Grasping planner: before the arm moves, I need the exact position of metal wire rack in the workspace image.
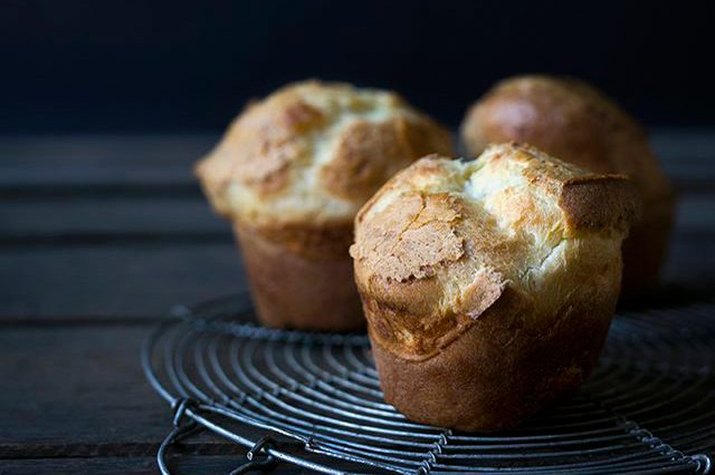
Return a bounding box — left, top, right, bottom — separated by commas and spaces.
142, 293, 715, 474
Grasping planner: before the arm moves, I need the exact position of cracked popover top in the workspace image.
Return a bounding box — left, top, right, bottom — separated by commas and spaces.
195, 81, 453, 231
351, 143, 641, 360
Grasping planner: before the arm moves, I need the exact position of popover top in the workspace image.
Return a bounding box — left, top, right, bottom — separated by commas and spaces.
196, 80, 453, 230
351, 143, 641, 359
460, 75, 672, 208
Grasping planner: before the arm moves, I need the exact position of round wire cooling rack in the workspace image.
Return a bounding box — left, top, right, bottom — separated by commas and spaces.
142, 293, 715, 474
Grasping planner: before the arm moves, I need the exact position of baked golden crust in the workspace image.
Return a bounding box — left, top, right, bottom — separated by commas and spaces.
321, 117, 453, 203
351, 143, 640, 430
235, 223, 364, 331
196, 80, 453, 237
460, 75, 674, 295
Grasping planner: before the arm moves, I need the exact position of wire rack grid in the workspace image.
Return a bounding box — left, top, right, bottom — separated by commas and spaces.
142, 294, 715, 474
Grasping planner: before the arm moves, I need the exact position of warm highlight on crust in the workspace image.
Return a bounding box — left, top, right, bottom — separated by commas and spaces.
195, 80, 453, 234
352, 191, 465, 282
460, 75, 674, 295
351, 143, 640, 430
321, 118, 453, 203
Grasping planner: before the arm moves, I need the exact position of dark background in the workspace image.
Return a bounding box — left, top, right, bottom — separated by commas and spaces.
1, 0, 714, 133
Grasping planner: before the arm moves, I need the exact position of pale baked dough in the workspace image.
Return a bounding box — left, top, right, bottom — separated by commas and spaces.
197, 80, 453, 233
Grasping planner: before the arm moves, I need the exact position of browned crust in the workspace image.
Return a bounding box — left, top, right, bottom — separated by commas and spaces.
196, 96, 325, 199
320, 117, 453, 203
235, 223, 364, 331
491, 143, 643, 235
460, 76, 667, 197
560, 175, 642, 233
460, 75, 675, 295
369, 285, 615, 431
350, 191, 465, 283
359, 271, 505, 360
238, 218, 354, 260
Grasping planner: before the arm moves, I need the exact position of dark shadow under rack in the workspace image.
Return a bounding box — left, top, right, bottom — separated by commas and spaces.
142, 294, 715, 474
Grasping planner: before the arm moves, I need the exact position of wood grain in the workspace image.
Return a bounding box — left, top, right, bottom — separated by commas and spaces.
0, 131, 713, 190
0, 456, 311, 474
0, 325, 172, 452
0, 132, 712, 473
0, 245, 247, 319
0, 198, 226, 237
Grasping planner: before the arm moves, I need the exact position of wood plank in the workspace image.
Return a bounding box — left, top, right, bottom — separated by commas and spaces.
0, 134, 211, 194
0, 456, 312, 475
0, 134, 214, 199
0, 325, 365, 473
0, 194, 712, 239
0, 131, 713, 192
0, 325, 177, 453
651, 127, 715, 182
0, 244, 247, 319
0, 325, 271, 457
0, 134, 216, 167
663, 235, 715, 286
674, 195, 715, 233
0, 198, 227, 238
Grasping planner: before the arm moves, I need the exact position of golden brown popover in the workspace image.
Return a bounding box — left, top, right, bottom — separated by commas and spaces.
351, 143, 640, 430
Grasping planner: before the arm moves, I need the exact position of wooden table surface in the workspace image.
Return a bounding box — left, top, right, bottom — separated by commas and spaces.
1, 131, 714, 474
